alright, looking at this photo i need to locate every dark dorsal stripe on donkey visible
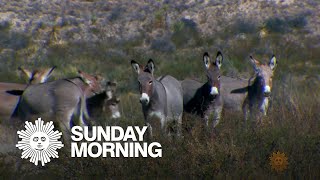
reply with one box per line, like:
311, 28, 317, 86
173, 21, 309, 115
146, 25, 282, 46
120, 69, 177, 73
181, 51, 223, 128
242, 54, 277, 121
131, 59, 183, 136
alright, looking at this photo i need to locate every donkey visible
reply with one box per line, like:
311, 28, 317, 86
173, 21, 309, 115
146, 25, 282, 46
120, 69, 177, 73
181, 51, 223, 128
104, 96, 121, 119
0, 67, 56, 122
220, 76, 248, 113
241, 55, 277, 121
131, 59, 183, 136
11, 70, 103, 140
86, 81, 121, 121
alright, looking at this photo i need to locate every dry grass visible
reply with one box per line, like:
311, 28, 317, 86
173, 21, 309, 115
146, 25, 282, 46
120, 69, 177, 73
0, 81, 319, 179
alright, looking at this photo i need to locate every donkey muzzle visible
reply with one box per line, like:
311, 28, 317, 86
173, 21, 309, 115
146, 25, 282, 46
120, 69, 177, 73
112, 111, 121, 119
210, 87, 219, 96
140, 93, 150, 105
264, 86, 271, 97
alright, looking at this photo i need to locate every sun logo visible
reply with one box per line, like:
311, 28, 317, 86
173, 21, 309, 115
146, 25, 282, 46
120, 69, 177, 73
269, 151, 288, 172
16, 118, 64, 166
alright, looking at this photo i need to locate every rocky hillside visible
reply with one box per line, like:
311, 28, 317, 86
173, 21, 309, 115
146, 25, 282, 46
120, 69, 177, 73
1, 1, 319, 46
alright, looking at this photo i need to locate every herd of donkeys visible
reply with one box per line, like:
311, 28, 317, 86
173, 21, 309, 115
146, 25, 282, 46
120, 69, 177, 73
0, 51, 277, 139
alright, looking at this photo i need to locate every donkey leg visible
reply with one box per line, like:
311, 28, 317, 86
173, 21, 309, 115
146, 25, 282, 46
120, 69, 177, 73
145, 122, 153, 139
60, 122, 72, 144
212, 106, 222, 128
176, 115, 183, 137
160, 116, 167, 134
242, 98, 250, 127
260, 97, 269, 116
56, 111, 74, 144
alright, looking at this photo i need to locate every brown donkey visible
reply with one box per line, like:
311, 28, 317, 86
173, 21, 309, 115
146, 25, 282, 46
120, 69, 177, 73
242, 55, 277, 122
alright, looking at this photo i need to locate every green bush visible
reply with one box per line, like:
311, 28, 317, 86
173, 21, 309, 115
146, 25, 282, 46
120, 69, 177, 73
265, 15, 307, 34
171, 18, 201, 48
265, 17, 289, 33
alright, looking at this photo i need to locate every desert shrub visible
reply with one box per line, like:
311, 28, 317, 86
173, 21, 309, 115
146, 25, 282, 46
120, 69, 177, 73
153, 6, 168, 29
287, 16, 307, 29
265, 17, 290, 33
171, 18, 201, 48
108, 7, 124, 22
231, 19, 258, 34
0, 31, 31, 51
0, 21, 10, 32
150, 38, 176, 52
265, 14, 308, 34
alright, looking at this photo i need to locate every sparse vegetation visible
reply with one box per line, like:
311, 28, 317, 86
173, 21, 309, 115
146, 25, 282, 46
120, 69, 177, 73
0, 0, 320, 178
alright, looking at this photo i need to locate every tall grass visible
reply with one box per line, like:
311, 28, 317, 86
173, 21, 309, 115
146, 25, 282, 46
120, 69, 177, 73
1, 84, 319, 178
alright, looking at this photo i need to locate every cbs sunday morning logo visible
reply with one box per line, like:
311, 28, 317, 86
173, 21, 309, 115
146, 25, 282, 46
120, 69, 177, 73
16, 118, 162, 166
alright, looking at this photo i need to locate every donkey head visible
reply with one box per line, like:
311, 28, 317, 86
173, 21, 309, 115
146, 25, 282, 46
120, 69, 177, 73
78, 70, 104, 95
106, 81, 117, 100
203, 51, 223, 96
19, 66, 56, 84
104, 81, 120, 118
131, 59, 155, 105
249, 55, 277, 97
104, 96, 121, 119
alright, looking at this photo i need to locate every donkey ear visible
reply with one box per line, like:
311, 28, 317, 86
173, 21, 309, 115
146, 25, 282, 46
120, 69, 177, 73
39, 66, 56, 83
269, 55, 277, 70
249, 55, 260, 72
44, 66, 56, 77
78, 70, 93, 86
203, 52, 211, 69
131, 60, 141, 74
147, 59, 155, 75
95, 74, 104, 81
18, 67, 33, 79
215, 51, 223, 69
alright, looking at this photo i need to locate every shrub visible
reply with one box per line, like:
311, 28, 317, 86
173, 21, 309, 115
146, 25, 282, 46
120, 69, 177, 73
265, 17, 290, 33
0, 31, 31, 50
231, 19, 258, 34
0, 21, 10, 32
265, 15, 308, 34
171, 18, 200, 48
287, 16, 307, 29
150, 38, 176, 52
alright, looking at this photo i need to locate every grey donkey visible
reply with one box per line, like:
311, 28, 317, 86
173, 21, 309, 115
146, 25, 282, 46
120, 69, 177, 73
131, 59, 183, 137
0, 67, 56, 123
181, 51, 223, 128
11, 70, 104, 141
